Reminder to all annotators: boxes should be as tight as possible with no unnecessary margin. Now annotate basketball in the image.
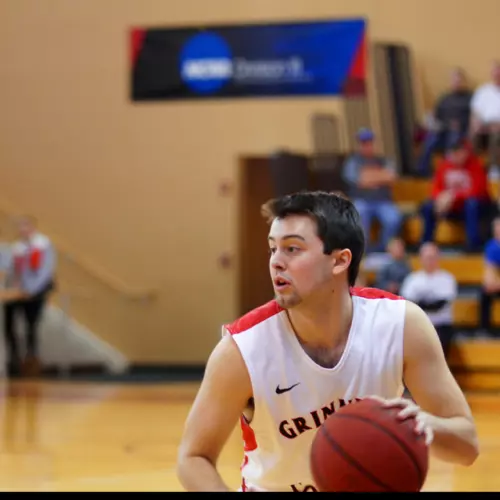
[310,398,429,492]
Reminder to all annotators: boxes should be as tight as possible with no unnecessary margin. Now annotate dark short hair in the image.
[261,191,365,286]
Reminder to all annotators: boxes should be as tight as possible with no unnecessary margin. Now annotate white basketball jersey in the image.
[223,287,406,492]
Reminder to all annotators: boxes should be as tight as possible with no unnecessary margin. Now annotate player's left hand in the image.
[365,396,434,446]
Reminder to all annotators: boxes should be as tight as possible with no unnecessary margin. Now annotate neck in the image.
[286,285,353,349]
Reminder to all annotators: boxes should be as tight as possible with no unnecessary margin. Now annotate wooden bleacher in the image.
[450,342,500,392]
[365,178,500,392]
[238,156,499,392]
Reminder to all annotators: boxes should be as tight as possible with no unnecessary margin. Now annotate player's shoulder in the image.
[402,300,439,348]
[224,299,284,335]
[350,286,404,301]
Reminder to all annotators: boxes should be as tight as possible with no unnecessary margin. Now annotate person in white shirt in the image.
[400,242,458,360]
[470,60,500,168]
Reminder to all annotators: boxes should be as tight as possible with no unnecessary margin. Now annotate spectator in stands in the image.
[2,215,56,377]
[470,60,500,170]
[375,237,411,295]
[420,137,490,252]
[479,216,500,337]
[400,242,458,361]
[342,127,402,253]
[416,67,472,176]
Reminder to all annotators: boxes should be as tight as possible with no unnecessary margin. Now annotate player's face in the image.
[268,215,336,309]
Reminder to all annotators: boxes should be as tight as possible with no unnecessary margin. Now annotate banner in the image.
[130,18,367,101]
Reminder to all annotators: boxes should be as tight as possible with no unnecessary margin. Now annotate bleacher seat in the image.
[363,177,500,391]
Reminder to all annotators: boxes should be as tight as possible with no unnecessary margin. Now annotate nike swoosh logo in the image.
[276,383,300,395]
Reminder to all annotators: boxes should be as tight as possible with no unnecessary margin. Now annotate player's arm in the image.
[402,300,479,466]
[176,334,252,491]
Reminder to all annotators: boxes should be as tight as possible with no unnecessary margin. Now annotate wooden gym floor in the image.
[0,380,498,492]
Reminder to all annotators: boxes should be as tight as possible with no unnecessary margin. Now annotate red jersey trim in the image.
[225,288,402,337]
[240,415,258,452]
[224,300,283,335]
[350,286,403,301]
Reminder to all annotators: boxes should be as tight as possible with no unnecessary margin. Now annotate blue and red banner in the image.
[130,18,367,101]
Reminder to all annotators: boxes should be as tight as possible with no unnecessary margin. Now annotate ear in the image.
[332,249,352,278]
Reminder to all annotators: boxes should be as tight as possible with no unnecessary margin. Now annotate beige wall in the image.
[0,0,498,363]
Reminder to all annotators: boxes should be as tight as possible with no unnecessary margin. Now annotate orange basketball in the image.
[310,398,429,492]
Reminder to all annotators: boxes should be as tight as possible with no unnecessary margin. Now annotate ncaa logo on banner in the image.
[179,32,233,94]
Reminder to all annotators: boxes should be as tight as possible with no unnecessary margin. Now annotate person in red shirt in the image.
[420,137,491,251]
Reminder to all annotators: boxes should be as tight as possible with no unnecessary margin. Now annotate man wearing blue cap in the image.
[342,128,402,252]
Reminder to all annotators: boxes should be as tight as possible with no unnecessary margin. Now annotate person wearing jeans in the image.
[421,197,491,251]
[354,199,402,253]
[420,137,490,251]
[342,128,402,253]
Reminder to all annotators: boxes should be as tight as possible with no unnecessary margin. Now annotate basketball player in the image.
[177,192,479,492]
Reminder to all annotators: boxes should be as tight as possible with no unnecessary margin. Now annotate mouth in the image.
[273,276,291,291]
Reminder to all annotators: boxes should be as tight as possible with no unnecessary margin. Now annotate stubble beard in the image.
[275,291,302,309]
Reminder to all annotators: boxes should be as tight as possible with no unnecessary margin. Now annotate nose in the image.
[270,252,286,271]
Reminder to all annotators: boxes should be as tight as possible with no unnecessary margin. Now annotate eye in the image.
[286,246,301,254]
[269,247,277,255]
